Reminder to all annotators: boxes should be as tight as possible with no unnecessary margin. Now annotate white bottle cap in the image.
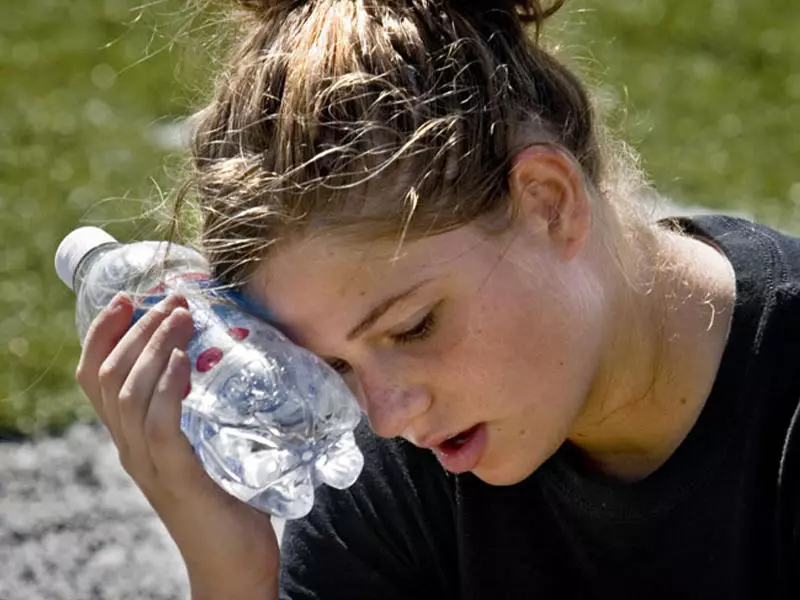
[55,227,118,291]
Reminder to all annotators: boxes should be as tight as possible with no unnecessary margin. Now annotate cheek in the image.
[463,270,606,425]
[478,284,607,483]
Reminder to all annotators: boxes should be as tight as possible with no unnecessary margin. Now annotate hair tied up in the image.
[233,0,304,19]
[452,0,565,24]
[233,0,565,21]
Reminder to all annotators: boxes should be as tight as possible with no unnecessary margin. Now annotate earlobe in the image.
[508,145,592,260]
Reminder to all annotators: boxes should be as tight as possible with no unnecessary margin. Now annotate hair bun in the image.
[233,1,563,23]
[233,0,301,18]
[454,0,564,23]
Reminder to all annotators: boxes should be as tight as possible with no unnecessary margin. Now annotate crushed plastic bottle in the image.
[55,226,364,519]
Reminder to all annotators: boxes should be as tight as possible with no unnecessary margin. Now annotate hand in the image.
[75,292,280,599]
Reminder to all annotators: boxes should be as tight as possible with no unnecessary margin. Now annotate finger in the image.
[98,293,189,449]
[117,307,195,477]
[76,292,134,427]
[145,348,212,491]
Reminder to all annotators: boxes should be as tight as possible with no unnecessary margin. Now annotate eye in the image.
[391,309,437,345]
[327,358,352,375]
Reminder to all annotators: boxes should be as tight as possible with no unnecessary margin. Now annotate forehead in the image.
[245,226,494,342]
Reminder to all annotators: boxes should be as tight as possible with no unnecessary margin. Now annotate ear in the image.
[508,145,592,260]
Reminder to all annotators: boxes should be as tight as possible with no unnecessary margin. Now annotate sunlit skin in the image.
[245,147,736,485]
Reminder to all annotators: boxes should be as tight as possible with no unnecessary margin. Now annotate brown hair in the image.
[179,0,648,285]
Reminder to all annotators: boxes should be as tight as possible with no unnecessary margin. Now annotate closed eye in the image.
[391,308,437,345]
[326,303,441,373]
[327,357,351,375]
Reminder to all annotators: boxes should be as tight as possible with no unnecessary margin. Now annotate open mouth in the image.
[431,423,486,474]
[438,425,480,454]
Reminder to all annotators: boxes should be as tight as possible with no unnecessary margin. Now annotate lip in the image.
[415,423,479,450]
[430,423,487,474]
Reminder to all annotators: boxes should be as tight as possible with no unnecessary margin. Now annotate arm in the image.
[75,293,281,600]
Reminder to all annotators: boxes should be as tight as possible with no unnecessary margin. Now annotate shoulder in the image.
[663,215,800,357]
[664,216,800,592]
[666,214,800,281]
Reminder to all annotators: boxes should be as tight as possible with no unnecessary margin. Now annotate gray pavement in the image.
[0,422,189,599]
[0,420,285,600]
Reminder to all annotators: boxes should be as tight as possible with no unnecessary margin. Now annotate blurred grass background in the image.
[1,0,798,436]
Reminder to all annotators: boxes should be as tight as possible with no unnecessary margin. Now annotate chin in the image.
[470,462,537,486]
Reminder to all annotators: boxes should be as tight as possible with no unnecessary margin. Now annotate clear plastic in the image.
[66,237,364,519]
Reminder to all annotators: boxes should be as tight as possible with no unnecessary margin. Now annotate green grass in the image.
[557,1,800,219]
[0,0,212,435]
[1,0,798,435]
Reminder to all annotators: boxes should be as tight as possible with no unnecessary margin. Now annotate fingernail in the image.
[154,294,178,312]
[111,293,129,311]
[172,293,189,308]
[166,293,188,309]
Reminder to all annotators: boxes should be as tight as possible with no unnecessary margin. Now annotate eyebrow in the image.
[346,279,432,341]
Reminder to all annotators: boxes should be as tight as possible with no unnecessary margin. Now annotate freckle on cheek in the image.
[518,429,526,437]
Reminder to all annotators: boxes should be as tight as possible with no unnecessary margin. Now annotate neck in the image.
[567,226,735,482]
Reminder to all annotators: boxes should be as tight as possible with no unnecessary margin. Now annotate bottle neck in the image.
[72,242,119,292]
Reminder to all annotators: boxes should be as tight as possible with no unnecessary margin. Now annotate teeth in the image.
[449,431,470,447]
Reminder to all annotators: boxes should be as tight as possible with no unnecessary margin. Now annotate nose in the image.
[353,362,431,439]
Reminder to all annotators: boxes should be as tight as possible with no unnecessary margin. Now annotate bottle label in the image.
[131,272,260,380]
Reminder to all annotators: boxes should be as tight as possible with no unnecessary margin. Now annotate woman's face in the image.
[246,219,611,486]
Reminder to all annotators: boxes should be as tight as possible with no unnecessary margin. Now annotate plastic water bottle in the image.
[55,227,364,519]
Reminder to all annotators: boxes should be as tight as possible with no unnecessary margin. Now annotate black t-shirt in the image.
[279,216,800,599]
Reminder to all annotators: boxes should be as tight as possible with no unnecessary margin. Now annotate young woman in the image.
[75,1,800,598]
